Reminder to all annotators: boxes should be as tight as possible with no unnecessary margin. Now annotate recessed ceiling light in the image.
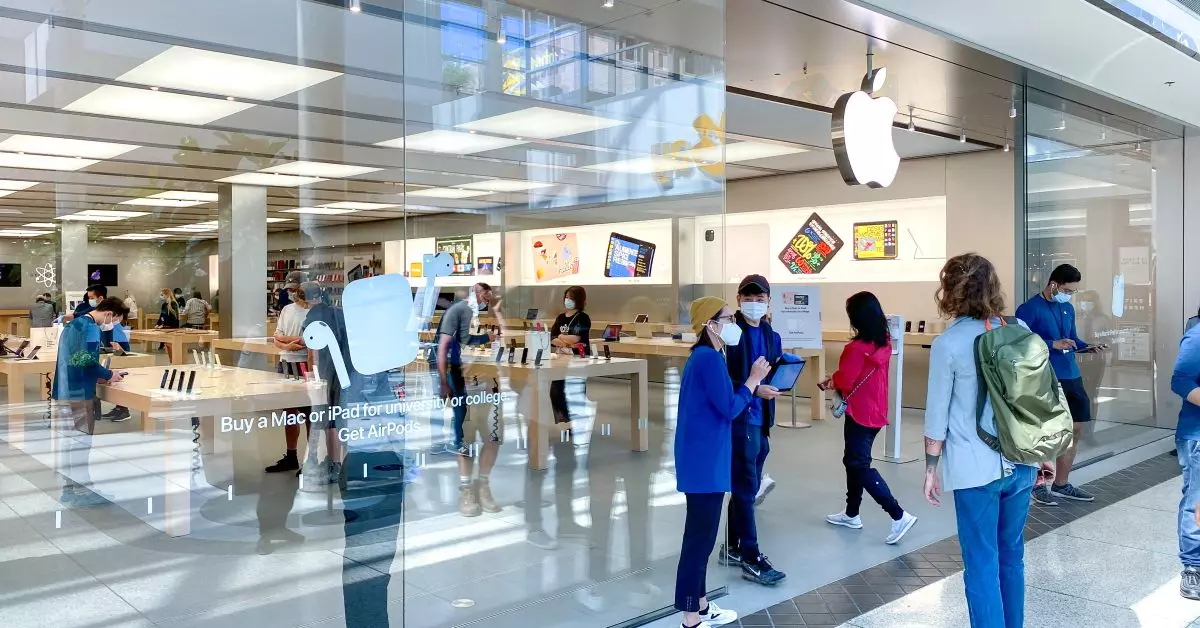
[454,179,555,192]
[407,187,492,199]
[120,190,219,207]
[457,106,629,139]
[675,141,807,163]
[23,223,57,228]
[266,217,292,223]
[280,206,359,215]
[261,161,381,178]
[108,233,160,240]
[0,229,50,237]
[583,155,694,174]
[158,220,219,232]
[64,85,254,125]
[374,130,526,154]
[0,135,140,159]
[117,46,341,101]
[0,179,40,198]
[0,153,99,171]
[57,209,151,222]
[216,172,326,187]
[319,201,399,210]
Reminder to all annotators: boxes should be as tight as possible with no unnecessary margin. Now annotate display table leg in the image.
[525,372,551,471]
[630,365,649,452]
[163,410,193,537]
[810,351,827,421]
[171,340,186,365]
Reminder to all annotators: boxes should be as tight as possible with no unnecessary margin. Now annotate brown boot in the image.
[477,479,501,513]
[458,483,482,517]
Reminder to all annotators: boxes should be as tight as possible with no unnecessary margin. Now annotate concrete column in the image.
[217,184,267,339]
[58,221,87,298]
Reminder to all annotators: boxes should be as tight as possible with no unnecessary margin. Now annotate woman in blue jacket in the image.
[674,296,771,628]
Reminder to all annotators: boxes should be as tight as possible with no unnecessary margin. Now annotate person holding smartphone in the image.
[1016,264,1109,505]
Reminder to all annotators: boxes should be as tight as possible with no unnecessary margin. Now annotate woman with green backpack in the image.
[922,253,1039,628]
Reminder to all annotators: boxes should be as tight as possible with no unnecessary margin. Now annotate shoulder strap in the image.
[973,331,1002,453]
[842,357,878,401]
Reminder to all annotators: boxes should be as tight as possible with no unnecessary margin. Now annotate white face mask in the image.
[1079,301,1094,312]
[716,321,742,346]
[564,298,576,311]
[88,298,99,308]
[741,301,768,322]
[100,321,114,331]
[1054,291,1072,304]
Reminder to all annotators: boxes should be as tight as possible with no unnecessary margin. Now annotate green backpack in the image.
[973,317,1074,464]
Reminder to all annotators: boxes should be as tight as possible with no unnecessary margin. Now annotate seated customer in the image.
[182,291,211,329]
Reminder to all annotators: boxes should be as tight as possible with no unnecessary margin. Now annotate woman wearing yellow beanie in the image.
[673,296,772,628]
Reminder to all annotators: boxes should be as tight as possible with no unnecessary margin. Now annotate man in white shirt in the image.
[181,291,211,329]
[265,284,311,474]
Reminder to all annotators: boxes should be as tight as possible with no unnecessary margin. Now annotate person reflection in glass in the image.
[1076,289,1112,426]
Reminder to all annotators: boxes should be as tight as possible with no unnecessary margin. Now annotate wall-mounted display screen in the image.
[853,221,899,260]
[531,233,580,282]
[605,232,656,278]
[0,264,20,287]
[87,264,118,286]
[435,236,474,276]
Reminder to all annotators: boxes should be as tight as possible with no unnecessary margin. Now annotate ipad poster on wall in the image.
[852,220,898,260]
[771,284,822,349]
[435,236,474,275]
[477,257,495,275]
[531,233,580,282]
[605,232,656,278]
[778,212,843,275]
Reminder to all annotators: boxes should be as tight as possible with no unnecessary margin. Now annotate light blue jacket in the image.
[924,316,1034,492]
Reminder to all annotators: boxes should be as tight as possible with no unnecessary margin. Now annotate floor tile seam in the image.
[1034,524,1181,559]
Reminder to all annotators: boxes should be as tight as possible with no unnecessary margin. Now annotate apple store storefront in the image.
[0,1,1193,627]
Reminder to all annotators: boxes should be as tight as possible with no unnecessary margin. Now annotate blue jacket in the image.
[675,345,754,493]
[1172,324,1200,441]
[725,312,782,433]
[52,315,114,401]
[1015,294,1088,380]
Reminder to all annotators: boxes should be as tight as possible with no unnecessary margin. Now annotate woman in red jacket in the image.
[819,292,918,545]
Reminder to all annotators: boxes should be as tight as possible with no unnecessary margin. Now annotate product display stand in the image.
[878,315,918,464]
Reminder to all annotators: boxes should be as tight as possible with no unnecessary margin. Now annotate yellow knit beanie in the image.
[690,296,727,334]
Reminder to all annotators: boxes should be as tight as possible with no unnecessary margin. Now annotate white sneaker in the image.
[826,511,863,529]
[682,622,713,628]
[699,601,738,626]
[754,473,776,506]
[574,588,604,611]
[886,512,918,545]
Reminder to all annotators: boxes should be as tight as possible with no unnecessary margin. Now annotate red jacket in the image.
[831,339,892,428]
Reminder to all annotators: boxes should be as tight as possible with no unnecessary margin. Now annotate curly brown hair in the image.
[935,253,1006,319]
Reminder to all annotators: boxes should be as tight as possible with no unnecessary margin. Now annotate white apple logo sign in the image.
[832,68,900,188]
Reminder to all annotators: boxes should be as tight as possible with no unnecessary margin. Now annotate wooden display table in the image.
[460,353,649,470]
[128,329,218,365]
[209,336,285,358]
[0,330,156,405]
[0,309,29,336]
[823,329,940,346]
[97,365,323,536]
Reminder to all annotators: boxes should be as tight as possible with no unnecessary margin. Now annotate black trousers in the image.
[843,417,903,520]
[675,492,725,612]
[726,420,768,558]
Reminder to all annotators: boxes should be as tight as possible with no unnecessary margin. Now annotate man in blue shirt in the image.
[721,274,785,586]
[1015,264,1109,505]
[1171,322,1200,599]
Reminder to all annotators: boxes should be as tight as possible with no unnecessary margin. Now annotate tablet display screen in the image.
[768,359,806,392]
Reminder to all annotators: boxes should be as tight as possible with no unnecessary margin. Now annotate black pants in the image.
[675,492,724,612]
[340,450,406,628]
[843,417,903,520]
[523,435,578,530]
[726,420,767,558]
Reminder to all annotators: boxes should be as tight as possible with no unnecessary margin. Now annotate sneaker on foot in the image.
[526,528,556,549]
[101,406,131,421]
[476,479,502,513]
[886,512,918,545]
[574,588,605,611]
[300,461,331,492]
[698,601,739,625]
[741,554,786,586]
[1182,566,1200,600]
[1031,484,1059,506]
[265,453,299,473]
[754,473,776,506]
[458,484,481,517]
[826,511,863,529]
[718,543,744,567]
[1049,482,1095,502]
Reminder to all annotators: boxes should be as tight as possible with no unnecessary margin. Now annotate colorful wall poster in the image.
[771,284,822,349]
[778,213,844,275]
[477,257,495,275]
[605,232,656,278]
[531,233,580,282]
[408,262,422,278]
[852,221,898,260]
[435,236,474,276]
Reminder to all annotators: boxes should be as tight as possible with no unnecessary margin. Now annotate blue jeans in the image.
[430,365,467,447]
[1177,438,1200,567]
[953,465,1036,628]
[726,420,767,558]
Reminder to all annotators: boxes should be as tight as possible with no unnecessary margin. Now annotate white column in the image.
[217,184,267,339]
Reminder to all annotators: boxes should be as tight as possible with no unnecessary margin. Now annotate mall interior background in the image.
[0,0,1195,627]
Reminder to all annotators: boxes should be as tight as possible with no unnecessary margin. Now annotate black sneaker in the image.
[1183,566,1200,600]
[741,554,786,585]
[103,407,131,422]
[265,453,299,473]
[719,543,743,567]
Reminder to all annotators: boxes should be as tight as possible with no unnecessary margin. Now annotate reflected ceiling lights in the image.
[64,86,254,125]
[319,202,399,210]
[117,46,341,101]
[0,135,140,159]
[675,141,807,164]
[0,179,40,198]
[266,217,292,223]
[0,229,50,237]
[158,221,219,232]
[0,153,100,171]
[57,209,151,222]
[108,233,160,240]
[457,106,628,139]
[261,161,381,178]
[407,187,492,199]
[281,206,359,215]
[454,179,555,192]
[23,223,57,228]
[375,130,526,154]
[120,191,219,207]
[216,172,326,187]
[583,155,693,174]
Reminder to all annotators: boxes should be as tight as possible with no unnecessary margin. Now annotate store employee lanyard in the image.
[561,311,581,335]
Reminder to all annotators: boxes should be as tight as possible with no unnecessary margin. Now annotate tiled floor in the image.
[721,453,1183,627]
